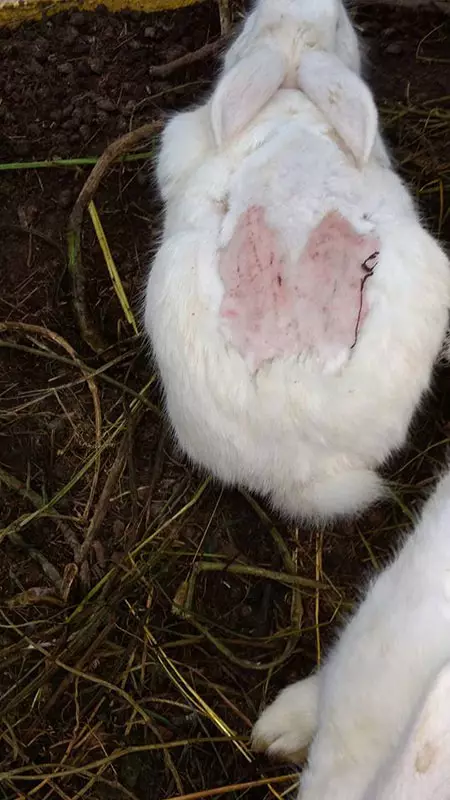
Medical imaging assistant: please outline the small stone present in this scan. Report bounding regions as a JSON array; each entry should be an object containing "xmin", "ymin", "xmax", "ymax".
[
  {"xmin": 121, "ymin": 100, "xmax": 135, "ymax": 116},
  {"xmin": 64, "ymin": 26, "xmax": 79, "ymax": 46},
  {"xmin": 128, "ymin": 39, "xmax": 142, "ymax": 51},
  {"xmin": 385, "ymin": 42, "xmax": 403, "ymax": 55},
  {"xmin": 96, "ymin": 96, "xmax": 116, "ymax": 112},
  {"xmin": 58, "ymin": 189, "xmax": 73, "ymax": 209},
  {"xmin": 79, "ymin": 124, "xmax": 91, "ymax": 140},
  {"xmin": 144, "ymin": 26, "xmax": 156, "ymax": 39},
  {"xmin": 57, "ymin": 62, "xmax": 74, "ymax": 75},
  {"xmin": 87, "ymin": 57, "xmax": 104, "ymax": 75},
  {"xmin": 96, "ymin": 110, "xmax": 109, "ymax": 124},
  {"xmin": 17, "ymin": 203, "xmax": 38, "ymax": 226},
  {"xmin": 61, "ymin": 104, "xmax": 74, "ymax": 119},
  {"xmin": 69, "ymin": 11, "xmax": 86, "ymax": 27}
]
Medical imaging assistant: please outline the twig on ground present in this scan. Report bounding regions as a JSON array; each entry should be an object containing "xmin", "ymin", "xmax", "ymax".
[
  {"xmin": 149, "ymin": 35, "xmax": 230, "ymax": 78},
  {"xmin": 217, "ymin": 0, "xmax": 231, "ymax": 34},
  {"xmin": 67, "ymin": 121, "xmax": 163, "ymax": 354},
  {"xmin": 7, "ymin": 531, "xmax": 63, "ymax": 591},
  {"xmin": 164, "ymin": 774, "xmax": 299, "ymax": 800},
  {"xmin": 78, "ymin": 409, "xmax": 144, "ymax": 570}
]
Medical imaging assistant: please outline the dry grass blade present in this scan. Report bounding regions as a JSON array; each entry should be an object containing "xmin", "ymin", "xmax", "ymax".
[
  {"xmin": 164, "ymin": 773, "xmax": 300, "ymax": 800},
  {"xmin": 0, "ymin": 152, "xmax": 154, "ymax": 171},
  {"xmin": 87, "ymin": 200, "xmax": 139, "ymax": 335}
]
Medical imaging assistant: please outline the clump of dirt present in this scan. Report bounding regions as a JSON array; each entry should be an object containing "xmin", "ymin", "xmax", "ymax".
[
  {"xmin": 0, "ymin": 3, "xmax": 221, "ymax": 160},
  {"xmin": 0, "ymin": 3, "xmax": 449, "ymax": 799}
]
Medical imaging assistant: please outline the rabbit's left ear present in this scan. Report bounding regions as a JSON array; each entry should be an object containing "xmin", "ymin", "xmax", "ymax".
[
  {"xmin": 297, "ymin": 50, "xmax": 378, "ymax": 168},
  {"xmin": 211, "ymin": 46, "xmax": 286, "ymax": 148},
  {"xmin": 372, "ymin": 662, "xmax": 450, "ymax": 800}
]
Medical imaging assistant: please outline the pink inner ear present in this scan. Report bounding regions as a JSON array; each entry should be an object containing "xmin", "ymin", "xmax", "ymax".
[{"xmin": 219, "ymin": 206, "xmax": 380, "ymax": 371}]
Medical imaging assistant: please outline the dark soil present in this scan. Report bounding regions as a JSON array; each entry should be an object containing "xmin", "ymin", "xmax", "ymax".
[{"xmin": 0, "ymin": 3, "xmax": 450, "ymax": 799}]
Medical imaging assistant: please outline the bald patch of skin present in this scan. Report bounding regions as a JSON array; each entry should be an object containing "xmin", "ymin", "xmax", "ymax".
[{"xmin": 219, "ymin": 206, "xmax": 379, "ymax": 371}]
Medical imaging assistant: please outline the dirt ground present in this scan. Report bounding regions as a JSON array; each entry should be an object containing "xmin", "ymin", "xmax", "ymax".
[{"xmin": 1, "ymin": 3, "xmax": 450, "ymax": 798}]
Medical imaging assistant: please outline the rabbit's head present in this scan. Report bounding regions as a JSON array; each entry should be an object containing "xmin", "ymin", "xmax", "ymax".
[
  {"xmin": 213, "ymin": 0, "xmax": 375, "ymax": 168},
  {"xmin": 225, "ymin": 0, "xmax": 361, "ymax": 74}
]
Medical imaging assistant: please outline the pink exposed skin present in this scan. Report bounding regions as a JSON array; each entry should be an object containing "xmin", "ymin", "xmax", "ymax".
[{"xmin": 219, "ymin": 206, "xmax": 380, "ymax": 371}]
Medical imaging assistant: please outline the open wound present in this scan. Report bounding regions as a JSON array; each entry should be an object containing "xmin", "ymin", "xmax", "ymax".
[{"xmin": 219, "ymin": 206, "xmax": 380, "ymax": 370}]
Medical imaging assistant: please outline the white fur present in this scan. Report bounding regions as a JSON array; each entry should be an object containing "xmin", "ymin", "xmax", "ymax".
[
  {"xmin": 144, "ymin": 0, "xmax": 450, "ymax": 521},
  {"xmin": 253, "ymin": 469, "xmax": 450, "ymax": 799}
]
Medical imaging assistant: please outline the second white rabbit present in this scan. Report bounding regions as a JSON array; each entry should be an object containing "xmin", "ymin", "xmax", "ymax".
[{"xmin": 253, "ymin": 468, "xmax": 450, "ymax": 799}]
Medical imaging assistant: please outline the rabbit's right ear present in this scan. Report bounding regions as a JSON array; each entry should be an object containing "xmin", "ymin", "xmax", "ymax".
[
  {"xmin": 211, "ymin": 46, "xmax": 286, "ymax": 148},
  {"xmin": 297, "ymin": 50, "xmax": 378, "ymax": 168}
]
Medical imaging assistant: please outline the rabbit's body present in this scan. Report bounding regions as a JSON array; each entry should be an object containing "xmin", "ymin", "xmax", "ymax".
[
  {"xmin": 145, "ymin": 0, "xmax": 450, "ymax": 520},
  {"xmin": 253, "ymin": 470, "xmax": 450, "ymax": 799}
]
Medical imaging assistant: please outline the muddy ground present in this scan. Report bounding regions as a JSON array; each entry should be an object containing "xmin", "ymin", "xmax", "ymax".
[{"xmin": 1, "ymin": 3, "xmax": 450, "ymax": 798}]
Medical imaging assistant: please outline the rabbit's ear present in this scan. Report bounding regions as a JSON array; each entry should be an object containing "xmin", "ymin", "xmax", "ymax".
[
  {"xmin": 373, "ymin": 662, "xmax": 450, "ymax": 800},
  {"xmin": 297, "ymin": 50, "xmax": 378, "ymax": 168},
  {"xmin": 211, "ymin": 46, "xmax": 286, "ymax": 147}
]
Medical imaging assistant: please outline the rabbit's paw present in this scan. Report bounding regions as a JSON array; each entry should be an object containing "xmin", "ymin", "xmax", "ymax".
[{"xmin": 252, "ymin": 675, "xmax": 319, "ymax": 762}]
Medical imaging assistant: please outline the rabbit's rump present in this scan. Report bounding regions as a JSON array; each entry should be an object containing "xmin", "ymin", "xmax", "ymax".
[{"xmin": 220, "ymin": 206, "xmax": 379, "ymax": 371}]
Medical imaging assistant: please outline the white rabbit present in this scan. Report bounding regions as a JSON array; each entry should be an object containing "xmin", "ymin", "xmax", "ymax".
[
  {"xmin": 144, "ymin": 0, "xmax": 450, "ymax": 521},
  {"xmin": 252, "ymin": 468, "xmax": 450, "ymax": 799}
]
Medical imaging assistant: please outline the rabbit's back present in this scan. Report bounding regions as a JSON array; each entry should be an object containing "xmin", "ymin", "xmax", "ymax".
[
  {"xmin": 145, "ymin": 85, "xmax": 450, "ymax": 518},
  {"xmin": 154, "ymin": 88, "xmax": 438, "ymax": 384}
]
